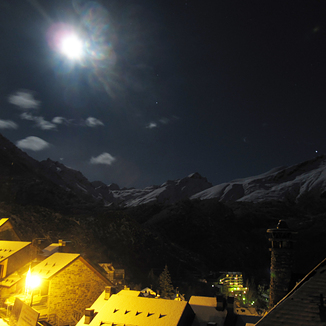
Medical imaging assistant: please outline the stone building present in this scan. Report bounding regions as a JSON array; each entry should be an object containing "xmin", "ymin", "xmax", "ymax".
[
  {"xmin": 0, "ymin": 240, "xmax": 33, "ymax": 309},
  {"xmin": 0, "ymin": 241, "xmax": 32, "ymax": 280},
  {"xmin": 0, "ymin": 219, "xmax": 20, "ymax": 241},
  {"xmin": 189, "ymin": 296, "xmax": 227, "ymax": 326},
  {"xmin": 255, "ymin": 257, "xmax": 326, "ymax": 325},
  {"xmin": 267, "ymin": 220, "xmax": 296, "ymax": 308},
  {"xmin": 27, "ymin": 252, "xmax": 112, "ymax": 326},
  {"xmin": 98, "ymin": 263, "xmax": 125, "ymax": 285}
]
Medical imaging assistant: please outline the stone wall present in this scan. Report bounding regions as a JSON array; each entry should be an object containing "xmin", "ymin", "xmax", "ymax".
[
  {"xmin": 269, "ymin": 248, "xmax": 293, "ymax": 307},
  {"xmin": 48, "ymin": 258, "xmax": 108, "ymax": 325},
  {"xmin": 0, "ymin": 221, "xmax": 20, "ymax": 241},
  {"xmin": 7, "ymin": 245, "xmax": 33, "ymax": 277}
]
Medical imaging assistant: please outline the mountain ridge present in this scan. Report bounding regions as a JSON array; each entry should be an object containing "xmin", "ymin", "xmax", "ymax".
[
  {"xmin": 2, "ymin": 132, "xmax": 326, "ymax": 288},
  {"xmin": 1, "ymin": 132, "xmax": 326, "ymax": 208},
  {"xmin": 192, "ymin": 155, "xmax": 326, "ymax": 204}
]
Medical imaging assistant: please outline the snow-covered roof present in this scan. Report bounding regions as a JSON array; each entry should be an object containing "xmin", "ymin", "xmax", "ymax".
[
  {"xmin": 189, "ymin": 296, "xmax": 217, "ymax": 307},
  {"xmin": 81, "ymin": 293, "xmax": 194, "ymax": 326},
  {"xmin": 31, "ymin": 252, "xmax": 80, "ymax": 279},
  {"xmin": 0, "ymin": 241, "xmax": 31, "ymax": 262},
  {"xmin": 116, "ymin": 289, "xmax": 141, "ymax": 297},
  {"xmin": 41, "ymin": 243, "xmax": 61, "ymax": 256},
  {"xmin": 0, "ymin": 271, "xmax": 21, "ymax": 288},
  {"xmin": 0, "ymin": 218, "xmax": 9, "ymax": 227}
]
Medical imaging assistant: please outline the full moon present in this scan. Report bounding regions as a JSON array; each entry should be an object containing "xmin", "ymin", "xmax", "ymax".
[
  {"xmin": 47, "ymin": 23, "xmax": 85, "ymax": 60},
  {"xmin": 59, "ymin": 33, "xmax": 83, "ymax": 60}
]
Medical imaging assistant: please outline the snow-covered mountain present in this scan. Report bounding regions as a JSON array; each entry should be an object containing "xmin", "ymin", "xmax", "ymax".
[
  {"xmin": 110, "ymin": 172, "xmax": 213, "ymax": 206},
  {"xmin": 48, "ymin": 154, "xmax": 326, "ymax": 206},
  {"xmin": 2, "ymin": 132, "xmax": 326, "ymax": 208},
  {"xmin": 191, "ymin": 156, "xmax": 326, "ymax": 203},
  {"xmin": 39, "ymin": 159, "xmax": 213, "ymax": 207}
]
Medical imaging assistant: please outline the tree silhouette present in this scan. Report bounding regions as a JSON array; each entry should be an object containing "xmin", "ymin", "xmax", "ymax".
[{"xmin": 158, "ymin": 265, "xmax": 174, "ymax": 299}]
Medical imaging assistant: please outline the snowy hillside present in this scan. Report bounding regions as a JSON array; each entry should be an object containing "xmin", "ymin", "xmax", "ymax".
[
  {"xmin": 2, "ymin": 131, "xmax": 326, "ymax": 207},
  {"xmin": 191, "ymin": 156, "xmax": 326, "ymax": 203},
  {"xmin": 40, "ymin": 155, "xmax": 326, "ymax": 206},
  {"xmin": 39, "ymin": 158, "xmax": 213, "ymax": 207},
  {"xmin": 110, "ymin": 172, "xmax": 213, "ymax": 206}
]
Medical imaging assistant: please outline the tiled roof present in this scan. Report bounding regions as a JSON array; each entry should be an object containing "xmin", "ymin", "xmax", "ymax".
[
  {"xmin": 256, "ymin": 257, "xmax": 326, "ymax": 326},
  {"xmin": 31, "ymin": 253, "xmax": 80, "ymax": 279},
  {"xmin": 86, "ymin": 294, "xmax": 193, "ymax": 326},
  {"xmin": 0, "ymin": 241, "xmax": 31, "ymax": 262}
]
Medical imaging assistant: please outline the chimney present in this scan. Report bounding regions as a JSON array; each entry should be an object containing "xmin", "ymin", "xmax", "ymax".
[
  {"xmin": 105, "ymin": 286, "xmax": 112, "ymax": 300},
  {"xmin": 267, "ymin": 220, "xmax": 296, "ymax": 308},
  {"xmin": 58, "ymin": 240, "xmax": 66, "ymax": 252},
  {"xmin": 84, "ymin": 309, "xmax": 95, "ymax": 324}
]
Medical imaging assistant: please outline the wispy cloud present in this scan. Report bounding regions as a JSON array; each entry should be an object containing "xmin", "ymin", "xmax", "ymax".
[
  {"xmin": 20, "ymin": 113, "xmax": 56, "ymax": 130},
  {"xmin": 90, "ymin": 152, "xmax": 116, "ymax": 165},
  {"xmin": 146, "ymin": 116, "xmax": 179, "ymax": 129},
  {"xmin": 85, "ymin": 117, "xmax": 104, "ymax": 127},
  {"xmin": 16, "ymin": 136, "xmax": 50, "ymax": 151},
  {"xmin": 0, "ymin": 120, "xmax": 18, "ymax": 129},
  {"xmin": 8, "ymin": 90, "xmax": 40, "ymax": 110},
  {"xmin": 159, "ymin": 118, "xmax": 169, "ymax": 124},
  {"xmin": 52, "ymin": 117, "xmax": 71, "ymax": 125},
  {"xmin": 146, "ymin": 122, "xmax": 157, "ymax": 129},
  {"xmin": 37, "ymin": 118, "xmax": 57, "ymax": 130}
]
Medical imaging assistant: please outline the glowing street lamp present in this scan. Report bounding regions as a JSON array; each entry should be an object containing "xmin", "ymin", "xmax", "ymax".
[{"xmin": 25, "ymin": 269, "xmax": 41, "ymax": 306}]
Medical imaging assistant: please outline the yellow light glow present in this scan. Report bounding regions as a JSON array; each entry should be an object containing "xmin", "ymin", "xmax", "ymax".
[{"xmin": 26, "ymin": 269, "xmax": 41, "ymax": 290}]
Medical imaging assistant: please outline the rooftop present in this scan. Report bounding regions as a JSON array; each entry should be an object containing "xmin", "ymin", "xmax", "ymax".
[
  {"xmin": 31, "ymin": 252, "xmax": 80, "ymax": 279},
  {"xmin": 0, "ymin": 241, "xmax": 31, "ymax": 262},
  {"xmin": 84, "ymin": 293, "xmax": 192, "ymax": 326},
  {"xmin": 189, "ymin": 296, "xmax": 217, "ymax": 307},
  {"xmin": 256, "ymin": 257, "xmax": 326, "ymax": 325},
  {"xmin": 41, "ymin": 243, "xmax": 61, "ymax": 257},
  {"xmin": 0, "ymin": 218, "xmax": 9, "ymax": 227}
]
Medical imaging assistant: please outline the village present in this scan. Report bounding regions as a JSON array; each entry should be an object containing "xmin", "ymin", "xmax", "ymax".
[{"xmin": 0, "ymin": 217, "xmax": 324, "ymax": 326}]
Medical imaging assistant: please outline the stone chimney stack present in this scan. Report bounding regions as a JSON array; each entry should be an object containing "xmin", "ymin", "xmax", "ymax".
[
  {"xmin": 84, "ymin": 309, "xmax": 95, "ymax": 324},
  {"xmin": 104, "ymin": 286, "xmax": 112, "ymax": 300},
  {"xmin": 267, "ymin": 220, "xmax": 296, "ymax": 308}
]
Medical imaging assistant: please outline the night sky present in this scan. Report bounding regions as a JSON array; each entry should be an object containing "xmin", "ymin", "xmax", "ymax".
[{"xmin": 0, "ymin": 0, "xmax": 326, "ymax": 188}]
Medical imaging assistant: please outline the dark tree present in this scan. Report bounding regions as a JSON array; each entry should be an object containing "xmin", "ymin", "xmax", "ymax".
[{"xmin": 158, "ymin": 265, "xmax": 174, "ymax": 299}]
